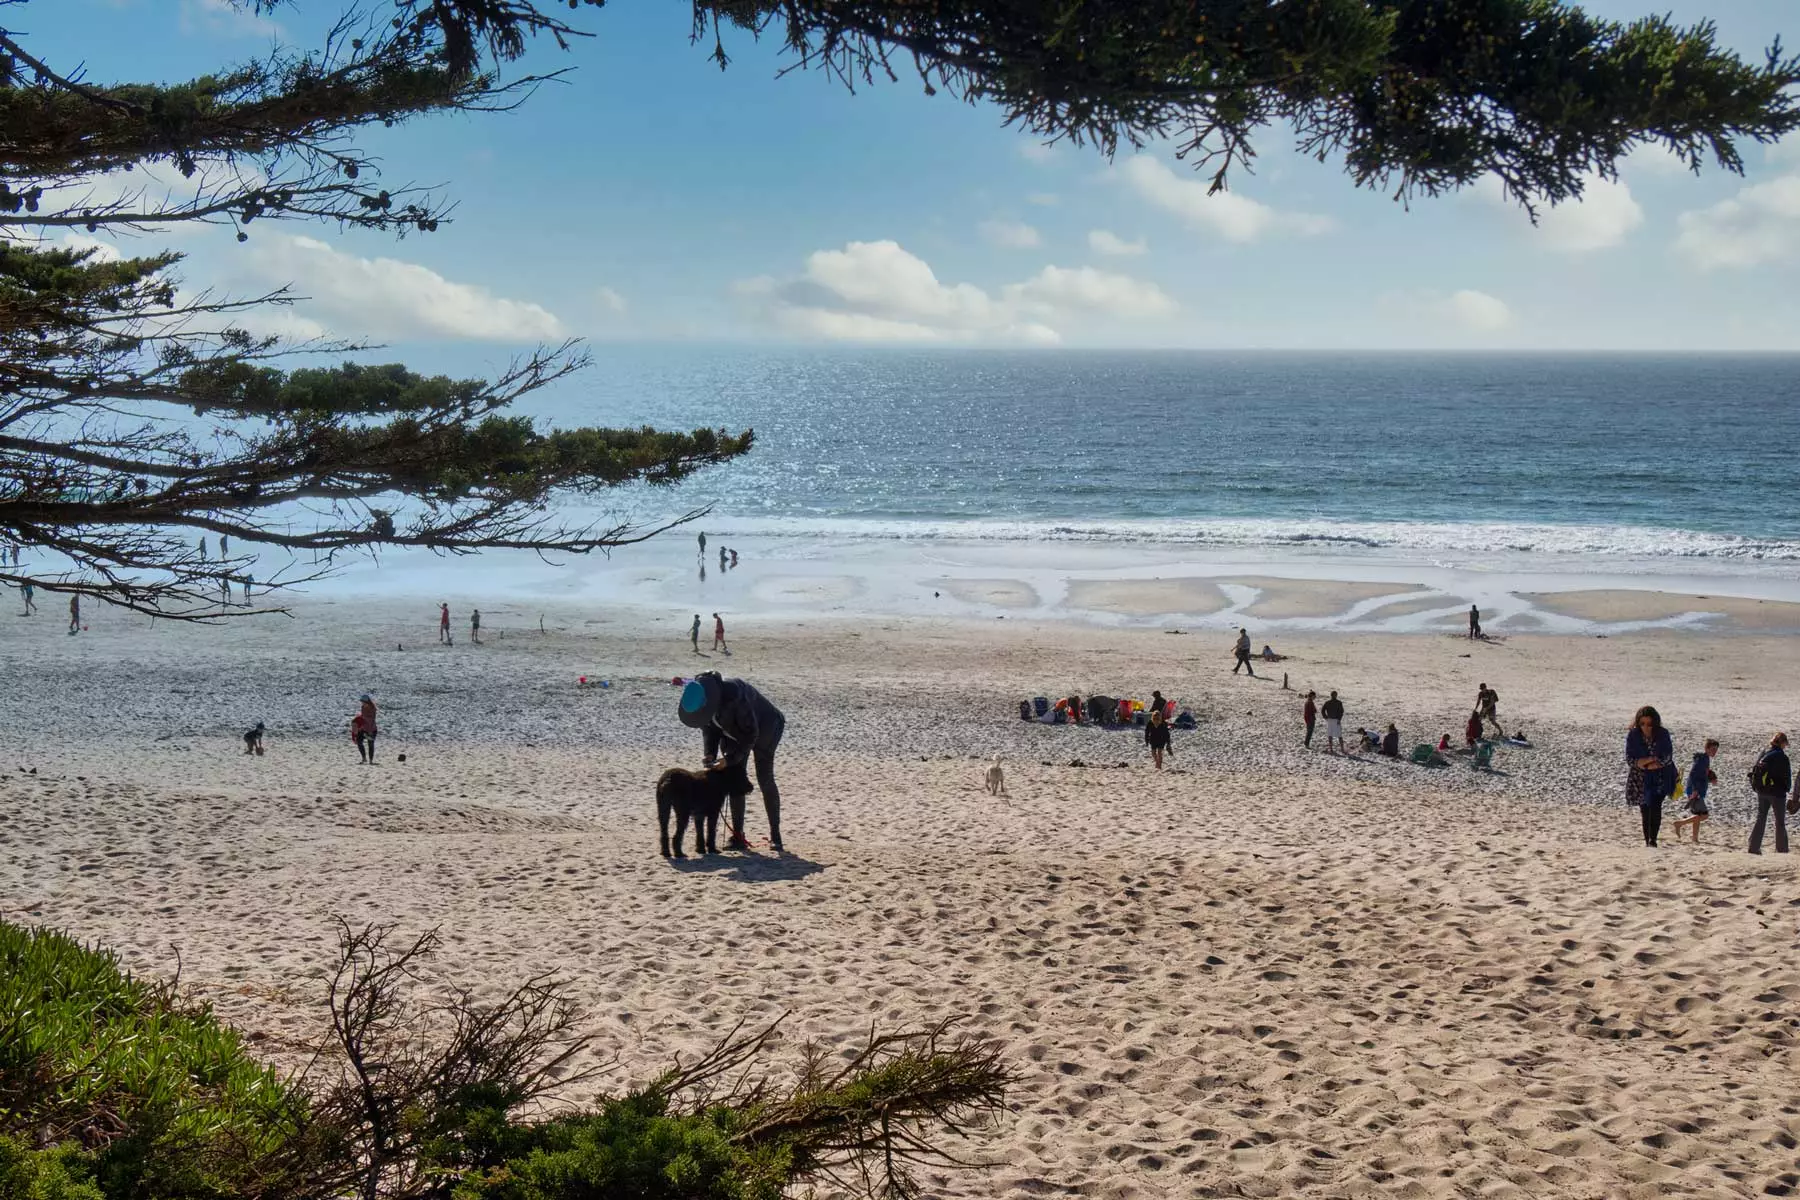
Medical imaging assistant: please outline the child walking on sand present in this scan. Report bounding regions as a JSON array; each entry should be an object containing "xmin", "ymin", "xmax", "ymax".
[
  {"xmin": 713, "ymin": 612, "xmax": 728, "ymax": 654},
  {"xmin": 1672, "ymin": 738, "xmax": 1719, "ymax": 843},
  {"xmin": 1145, "ymin": 708, "xmax": 1173, "ymax": 770}
]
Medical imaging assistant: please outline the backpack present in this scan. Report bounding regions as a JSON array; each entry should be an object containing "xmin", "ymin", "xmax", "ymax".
[{"xmin": 1749, "ymin": 751, "xmax": 1781, "ymax": 793}]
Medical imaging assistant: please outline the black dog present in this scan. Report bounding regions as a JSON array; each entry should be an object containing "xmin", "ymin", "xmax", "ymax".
[{"xmin": 656, "ymin": 764, "xmax": 736, "ymax": 858}]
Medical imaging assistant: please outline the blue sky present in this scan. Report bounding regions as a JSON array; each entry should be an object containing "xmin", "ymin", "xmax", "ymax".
[{"xmin": 25, "ymin": 0, "xmax": 1800, "ymax": 353}]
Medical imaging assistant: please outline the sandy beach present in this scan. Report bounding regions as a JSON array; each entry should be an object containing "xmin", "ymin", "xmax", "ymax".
[{"xmin": 3, "ymin": 597, "xmax": 1799, "ymax": 1198}]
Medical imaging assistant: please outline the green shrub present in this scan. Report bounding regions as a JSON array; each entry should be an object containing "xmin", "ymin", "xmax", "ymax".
[
  {"xmin": 0, "ymin": 922, "xmax": 321, "ymax": 1200},
  {"xmin": 447, "ymin": 1093, "xmax": 788, "ymax": 1200},
  {"xmin": 0, "ymin": 1135, "xmax": 104, "ymax": 1200}
]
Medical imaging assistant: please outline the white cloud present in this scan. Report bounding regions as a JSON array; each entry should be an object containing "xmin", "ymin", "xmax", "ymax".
[
  {"xmin": 980, "ymin": 219, "xmax": 1041, "ymax": 250},
  {"xmin": 1622, "ymin": 144, "xmax": 1696, "ymax": 179},
  {"xmin": 181, "ymin": 0, "xmax": 283, "ymax": 38},
  {"xmin": 1020, "ymin": 143, "xmax": 1058, "ymax": 164},
  {"xmin": 1475, "ymin": 172, "xmax": 1643, "ymax": 253},
  {"xmin": 738, "ymin": 239, "xmax": 1174, "ymax": 345},
  {"xmin": 1088, "ymin": 229, "xmax": 1147, "ymax": 257},
  {"xmin": 1447, "ymin": 290, "xmax": 1514, "ymax": 333},
  {"xmin": 236, "ymin": 234, "xmax": 565, "ymax": 341},
  {"xmin": 1675, "ymin": 174, "xmax": 1800, "ymax": 270},
  {"xmin": 596, "ymin": 286, "xmax": 627, "ymax": 315},
  {"xmin": 1004, "ymin": 266, "xmax": 1174, "ymax": 320},
  {"xmin": 60, "ymin": 233, "xmax": 124, "ymax": 263},
  {"xmin": 1119, "ymin": 157, "xmax": 1333, "ymax": 244}
]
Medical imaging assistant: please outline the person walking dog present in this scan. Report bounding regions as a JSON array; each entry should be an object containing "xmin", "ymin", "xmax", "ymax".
[{"xmin": 679, "ymin": 672, "xmax": 786, "ymax": 853}]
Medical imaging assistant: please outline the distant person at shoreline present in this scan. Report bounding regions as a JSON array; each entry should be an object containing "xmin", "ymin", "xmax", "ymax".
[
  {"xmin": 1320, "ymin": 690, "xmax": 1345, "ymax": 753},
  {"xmin": 67, "ymin": 592, "xmax": 79, "ymax": 635},
  {"xmin": 1625, "ymin": 705, "xmax": 1676, "ymax": 848},
  {"xmin": 1468, "ymin": 604, "xmax": 1482, "ymax": 639},
  {"xmin": 730, "ymin": 549, "xmax": 739, "ymax": 568},
  {"xmin": 438, "ymin": 602, "xmax": 451, "ymax": 645},
  {"xmin": 20, "ymin": 580, "xmax": 34, "ymax": 615},
  {"xmin": 1145, "ymin": 707, "xmax": 1172, "ymax": 770},
  {"xmin": 470, "ymin": 608, "xmax": 482, "ymax": 644},
  {"xmin": 351, "ymin": 694, "xmax": 379, "ymax": 765},
  {"xmin": 713, "ymin": 612, "xmax": 728, "ymax": 654},
  {"xmin": 1302, "ymin": 691, "xmax": 1317, "ymax": 748},
  {"xmin": 243, "ymin": 722, "xmax": 265, "ymax": 756},
  {"xmin": 719, "ymin": 545, "xmax": 727, "ymax": 571},
  {"xmin": 1671, "ymin": 738, "xmax": 1719, "ymax": 843},
  {"xmin": 697, "ymin": 531, "xmax": 706, "ymax": 556},
  {"xmin": 1747, "ymin": 732, "xmax": 1791, "ymax": 856},
  {"xmin": 690, "ymin": 613, "xmax": 702, "ymax": 654},
  {"xmin": 1232, "ymin": 628, "xmax": 1255, "ymax": 676}
]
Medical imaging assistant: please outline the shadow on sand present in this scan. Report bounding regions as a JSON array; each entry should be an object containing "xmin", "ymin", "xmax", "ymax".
[{"xmin": 668, "ymin": 850, "xmax": 825, "ymax": 883}]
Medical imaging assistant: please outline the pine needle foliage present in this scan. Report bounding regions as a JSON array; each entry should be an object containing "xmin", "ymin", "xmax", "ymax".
[
  {"xmin": 695, "ymin": 0, "xmax": 1800, "ymax": 208},
  {"xmin": 0, "ymin": 0, "xmax": 748, "ymax": 620}
]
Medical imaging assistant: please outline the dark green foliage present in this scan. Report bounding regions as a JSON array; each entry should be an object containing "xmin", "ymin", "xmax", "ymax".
[
  {"xmin": 697, "ymin": 0, "xmax": 1800, "ymax": 207},
  {"xmin": 445, "ymin": 1094, "xmax": 788, "ymax": 1200},
  {"xmin": 0, "ymin": 1137, "xmax": 105, "ymax": 1200},
  {"xmin": 0, "ymin": 923, "xmax": 326, "ymax": 1200}
]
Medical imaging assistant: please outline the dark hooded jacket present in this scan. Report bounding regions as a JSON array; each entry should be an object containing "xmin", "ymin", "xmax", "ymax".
[{"xmin": 702, "ymin": 677, "xmax": 786, "ymax": 766}]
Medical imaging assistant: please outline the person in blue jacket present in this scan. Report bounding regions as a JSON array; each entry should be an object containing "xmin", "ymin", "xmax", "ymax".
[
  {"xmin": 1671, "ymin": 738, "xmax": 1718, "ymax": 843},
  {"xmin": 679, "ymin": 672, "xmax": 786, "ymax": 853},
  {"xmin": 1625, "ymin": 705, "xmax": 1676, "ymax": 848}
]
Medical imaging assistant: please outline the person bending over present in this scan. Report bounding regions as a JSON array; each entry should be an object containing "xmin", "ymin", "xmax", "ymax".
[{"xmin": 679, "ymin": 672, "xmax": 786, "ymax": 853}]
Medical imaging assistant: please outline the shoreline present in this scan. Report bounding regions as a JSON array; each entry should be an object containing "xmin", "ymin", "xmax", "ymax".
[{"xmin": 289, "ymin": 541, "xmax": 1800, "ymax": 635}]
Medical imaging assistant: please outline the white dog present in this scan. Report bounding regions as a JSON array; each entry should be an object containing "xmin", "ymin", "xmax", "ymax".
[{"xmin": 984, "ymin": 755, "xmax": 1008, "ymax": 797}]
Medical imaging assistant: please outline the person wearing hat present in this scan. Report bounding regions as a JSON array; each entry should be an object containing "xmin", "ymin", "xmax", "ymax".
[{"xmin": 678, "ymin": 671, "xmax": 785, "ymax": 852}]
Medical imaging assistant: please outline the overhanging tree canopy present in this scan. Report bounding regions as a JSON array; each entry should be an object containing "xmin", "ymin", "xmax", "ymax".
[
  {"xmin": 696, "ymin": 0, "xmax": 1799, "ymax": 206},
  {"xmin": 0, "ymin": 0, "xmax": 1794, "ymax": 618}
]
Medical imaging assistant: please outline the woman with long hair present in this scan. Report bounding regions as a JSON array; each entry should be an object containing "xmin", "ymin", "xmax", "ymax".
[{"xmin": 1625, "ymin": 705, "xmax": 1676, "ymax": 847}]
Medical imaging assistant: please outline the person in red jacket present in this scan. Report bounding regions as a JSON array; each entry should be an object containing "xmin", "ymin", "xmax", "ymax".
[
  {"xmin": 1464, "ymin": 709, "xmax": 1484, "ymax": 749},
  {"xmin": 351, "ymin": 694, "xmax": 379, "ymax": 764}
]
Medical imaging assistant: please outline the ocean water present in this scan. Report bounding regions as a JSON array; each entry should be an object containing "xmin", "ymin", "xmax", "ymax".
[{"xmin": 548, "ymin": 349, "xmax": 1800, "ymax": 566}]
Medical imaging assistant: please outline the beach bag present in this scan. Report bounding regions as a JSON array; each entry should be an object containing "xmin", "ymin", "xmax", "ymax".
[
  {"xmin": 1033, "ymin": 696, "xmax": 1050, "ymax": 717},
  {"xmin": 1749, "ymin": 752, "xmax": 1780, "ymax": 792},
  {"xmin": 1018, "ymin": 700, "xmax": 1032, "ymax": 722}
]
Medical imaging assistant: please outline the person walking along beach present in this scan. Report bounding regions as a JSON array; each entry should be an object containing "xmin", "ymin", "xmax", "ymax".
[
  {"xmin": 1233, "ymin": 628, "xmax": 1256, "ymax": 676},
  {"xmin": 19, "ymin": 580, "xmax": 34, "ymax": 615},
  {"xmin": 1302, "ymin": 691, "xmax": 1318, "ymax": 748},
  {"xmin": 690, "ymin": 613, "xmax": 702, "ymax": 654},
  {"xmin": 679, "ymin": 671, "xmax": 786, "ymax": 853},
  {"xmin": 351, "ymin": 694, "xmax": 379, "ymax": 765},
  {"xmin": 1625, "ymin": 705, "xmax": 1676, "ymax": 848},
  {"xmin": 67, "ymin": 592, "xmax": 79, "ymax": 634},
  {"xmin": 713, "ymin": 612, "xmax": 727, "ymax": 653},
  {"xmin": 1320, "ymin": 690, "xmax": 1345, "ymax": 753},
  {"xmin": 1477, "ymin": 683, "xmax": 1503, "ymax": 736},
  {"xmin": 1468, "ymin": 604, "xmax": 1482, "ymax": 639},
  {"xmin": 697, "ymin": 531, "xmax": 706, "ymax": 556},
  {"xmin": 438, "ymin": 603, "xmax": 451, "ymax": 645},
  {"xmin": 470, "ymin": 608, "xmax": 482, "ymax": 645},
  {"xmin": 1747, "ymin": 732, "xmax": 1791, "ymax": 855},
  {"xmin": 1145, "ymin": 708, "xmax": 1173, "ymax": 770}
]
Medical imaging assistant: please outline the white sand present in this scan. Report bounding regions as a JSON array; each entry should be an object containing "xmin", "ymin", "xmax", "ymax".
[{"xmin": 3, "ymin": 601, "xmax": 1799, "ymax": 1198}]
